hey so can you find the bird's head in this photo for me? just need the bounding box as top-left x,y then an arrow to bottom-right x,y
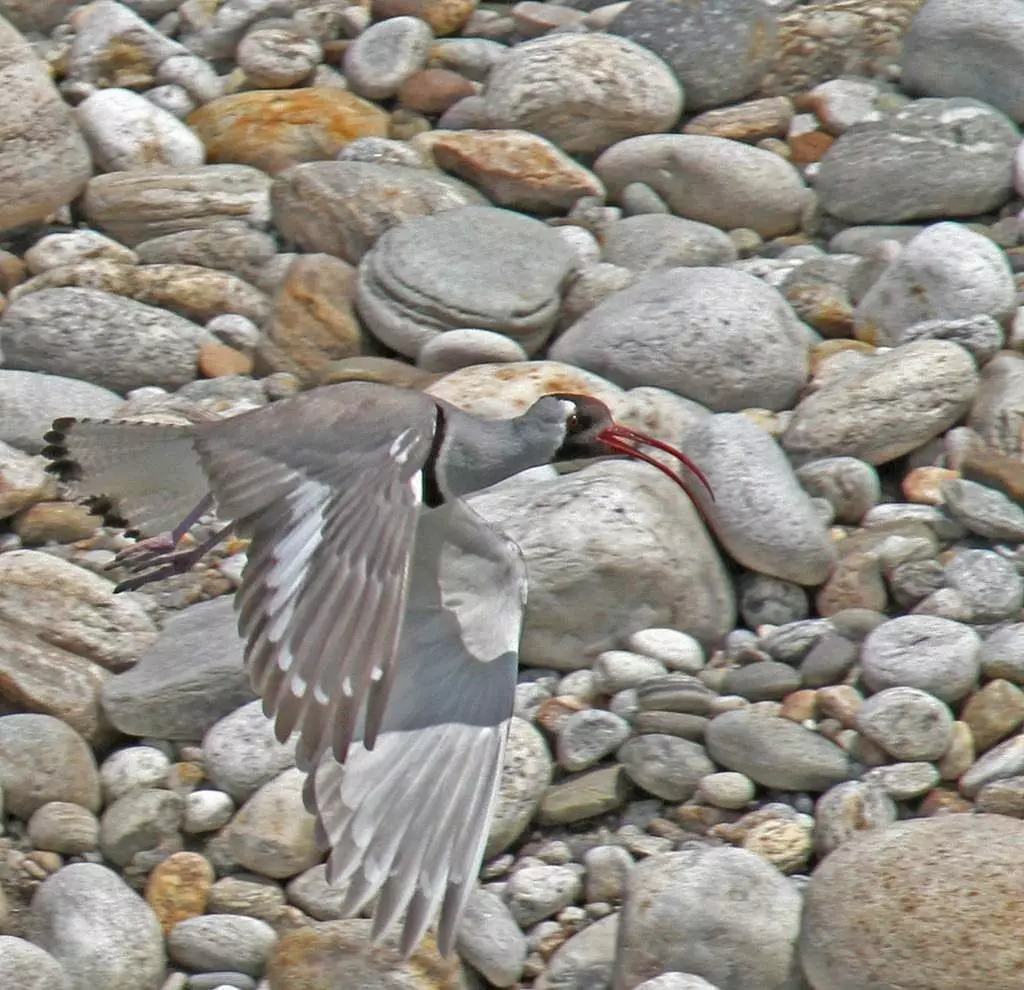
535,392 -> 714,507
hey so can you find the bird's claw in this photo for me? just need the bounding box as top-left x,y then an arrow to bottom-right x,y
112,546 -> 207,593
106,533 -> 179,572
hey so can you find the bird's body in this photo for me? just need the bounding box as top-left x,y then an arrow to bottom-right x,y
42,381 -> 710,956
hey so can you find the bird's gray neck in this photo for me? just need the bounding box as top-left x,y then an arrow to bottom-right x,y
433,405 -> 563,500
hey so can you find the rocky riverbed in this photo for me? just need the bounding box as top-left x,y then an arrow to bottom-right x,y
2,0 -> 1024,988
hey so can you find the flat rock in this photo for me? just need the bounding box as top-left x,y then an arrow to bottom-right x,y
617,734 -> 714,802
600,214 -> 738,272
550,267 -> 809,412
101,596 -> 257,740
167,914 -> 278,976
454,888 -> 526,988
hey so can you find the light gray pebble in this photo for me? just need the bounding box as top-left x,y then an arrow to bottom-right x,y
202,700 -> 296,804
99,746 -> 172,805
861,615 -> 981,702
32,863 -> 165,990
515,681 -> 552,720
960,734 -> 1024,797
632,710 -> 708,740
183,791 -> 235,834
854,686 -> 954,762
759,619 -> 832,663
626,628 -> 705,673
583,844 -> 634,904
739,573 -> 810,628
155,54 -> 223,105
236,26 -> 321,88
284,865 -> 347,921
601,214 -> 738,272
206,314 -> 260,351
0,936 -> 71,990
813,780 -> 897,855
343,16 -> 432,100
722,661 -> 802,702
941,479 -> 1024,542
557,670 -> 600,703
795,457 -> 880,524
28,802 -> 100,855
146,83 -> 197,119
898,314 -> 1004,363
620,181 -> 671,215
967,351 -> 1024,457
456,888 -> 527,988
167,916 -> 277,977
487,718 -> 553,858
862,502 -> 966,541
99,788 -> 184,867
705,709 -> 852,791
943,548 -> 1024,623
506,865 -> 582,928
617,734 -> 714,801
684,413 -> 836,584
609,688 -> 640,720
889,558 -> 947,609
533,913 -> 618,990
187,974 -> 255,990
860,762 -> 940,800
417,328 -> 528,373
634,975 -> 722,990
981,624 -> 1024,684
783,340 -> 979,466
557,709 -> 632,772
697,771 -> 756,810
593,651 -> 668,694
636,675 -> 715,715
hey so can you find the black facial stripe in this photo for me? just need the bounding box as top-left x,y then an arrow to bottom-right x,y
422,404 -> 447,508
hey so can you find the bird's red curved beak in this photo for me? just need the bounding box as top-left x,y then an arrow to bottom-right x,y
596,424 -> 714,507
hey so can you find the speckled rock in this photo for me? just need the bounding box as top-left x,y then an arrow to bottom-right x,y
485,717 -> 553,857
0,937 -> 70,990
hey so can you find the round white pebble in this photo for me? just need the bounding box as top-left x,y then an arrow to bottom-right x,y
698,771 -> 756,809
627,628 -> 706,673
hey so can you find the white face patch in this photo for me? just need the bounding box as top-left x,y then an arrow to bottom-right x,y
388,427 -> 419,465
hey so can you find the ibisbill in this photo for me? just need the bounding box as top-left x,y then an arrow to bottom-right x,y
42,380 -> 712,957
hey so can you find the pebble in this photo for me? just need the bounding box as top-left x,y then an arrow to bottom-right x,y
481,33 -> 683,154
556,709 -> 632,772
600,214 -> 738,272
224,768 -> 320,880
698,771 -> 756,810
960,678 -> 1024,753
607,0 -> 778,111
968,352 -> 1024,457
417,328 -> 527,373
617,847 -> 801,990
813,780 -> 897,856
742,817 -> 813,873
236,26 -> 321,88
980,624 -> 1024,684
898,314 -> 1005,365
536,765 -> 630,826
854,686 -> 954,762
32,863 -> 166,990
551,268 -> 810,413
100,746 -> 172,804
592,651 -> 668,694
533,913 -> 618,990
617,734 -> 714,802
943,548 -> 1024,623
705,708 -> 852,791
860,762 -> 940,801
975,776 -> 1024,817
941,478 -> 1024,542
582,844 -> 634,904
626,629 -> 705,674
505,864 -> 582,928
342,16 -> 433,101
722,660 -> 802,702
795,457 -> 880,524
686,413 -> 836,584
854,223 -> 1015,344
356,205 -> 573,358
0,937 -> 70,990
210,874 -> 286,923
738,574 -> 810,628
595,133 -> 810,237
184,790 -> 236,835
633,976 -> 722,990
636,675 -> 716,716
783,340 -> 979,466
486,717 -> 552,856
801,815 -> 1024,990
815,99 -> 1018,224
28,802 -> 100,855
101,597 -> 256,740
145,851 -> 215,934
167,915 -> 277,977
455,888 -> 527,988
99,787 -> 184,868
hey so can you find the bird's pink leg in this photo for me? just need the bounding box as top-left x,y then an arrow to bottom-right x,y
112,521 -> 235,593
109,494 -> 215,568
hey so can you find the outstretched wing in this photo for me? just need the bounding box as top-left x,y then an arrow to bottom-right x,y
192,382 -> 440,768
307,497 -> 526,956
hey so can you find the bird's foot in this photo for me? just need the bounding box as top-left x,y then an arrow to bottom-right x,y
108,532 -> 179,570
112,545 -> 210,593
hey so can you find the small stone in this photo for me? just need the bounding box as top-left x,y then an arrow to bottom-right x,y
237,27 -> 321,89
960,734 -> 1024,797
937,720 -> 975,781
592,651 -> 668,694
795,457 -> 880,524
536,766 -> 630,826
342,16 -> 433,101
617,734 -> 714,802
961,679 -> 1024,753
100,746 -> 172,804
556,709 -> 631,772
168,914 -> 277,976
742,817 -> 813,873
981,625 -> 1024,684
854,686 -> 954,762
197,341 -> 252,378
697,771 -> 756,810
455,887 -> 526,987
583,844 -> 634,904
861,762 -> 940,801
397,68 -> 477,115
184,791 -> 236,835
942,478 -> 1024,542
506,865 -> 581,928
145,851 -> 215,934
625,628 -> 705,674
975,776 -> 1024,817
99,787 -> 184,868
722,661 -> 802,702
209,874 -> 287,923
813,780 -> 897,855
27,802 -> 100,855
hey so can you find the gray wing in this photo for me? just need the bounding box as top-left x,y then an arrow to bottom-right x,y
42,417 -> 210,537
191,382 -> 439,768
306,497 -> 526,957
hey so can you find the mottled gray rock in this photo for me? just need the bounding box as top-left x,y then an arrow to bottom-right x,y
861,615 -> 980,702
0,713 -> 100,820
456,888 -> 527,988
551,268 -> 809,412
557,709 -> 632,772
342,16 -> 432,100
595,134 -> 809,238
795,457 -> 881,525
816,99 -> 1018,223
782,340 -> 979,465
417,328 -> 528,373
617,734 -> 714,801
801,815 -> 1024,990
593,651 -> 668,694
944,548 -> 1024,622
0,287 -> 205,394
183,789 -> 235,834
536,765 -> 630,826
28,802 -> 100,855
722,660 -> 802,701
583,844 -> 634,904
968,352 -> 1024,457
31,863 -> 165,990
941,479 -> 1024,542
981,624 -> 1024,684
271,159 -> 484,264
482,33 -> 683,154
601,214 -> 738,272
356,205 -> 573,358
813,781 -> 897,855
902,0 -> 1024,123
799,632 -> 860,689
683,414 -> 836,584
626,628 -> 705,674
471,461 -> 735,666
135,222 -> 278,286
99,788 -> 184,867
738,573 -> 810,629
535,913 -> 619,990
203,701 -> 296,804
854,686 -> 954,761
99,746 -> 171,804
0,937 -> 70,990
615,847 -> 801,990
167,915 -> 277,976
861,762 -> 940,801
854,224 -> 1015,343
0,17 -> 91,231
961,734 -> 1024,797
705,709 -> 852,791
486,717 -> 552,857
607,0 -> 778,111
897,315 -> 1004,364
506,864 -> 582,928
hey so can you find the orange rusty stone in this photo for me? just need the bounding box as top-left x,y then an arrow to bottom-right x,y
145,851 -> 215,934
788,128 -> 834,164
683,96 -> 795,143
902,465 -> 960,506
808,338 -> 876,375
396,68 -> 477,115
778,688 -> 817,724
188,89 -> 390,175
372,0 -> 477,36
198,340 -> 254,378
534,696 -> 587,735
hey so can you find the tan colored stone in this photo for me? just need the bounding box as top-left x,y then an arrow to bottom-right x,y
188,89 -> 390,175
683,96 -> 795,143
10,260 -> 269,324
145,851 -> 215,935
779,688 -> 817,724
396,68 -> 476,115
257,254 -> 366,384
788,127 -> 834,165
0,17 -> 92,230
424,128 -> 605,214
198,340 -> 254,378
816,685 -> 862,728
816,552 -> 887,617
534,696 -> 587,736
0,443 -> 55,519
918,787 -> 973,816
742,818 -> 813,874
937,720 -> 974,781
808,338 -> 876,375
13,501 -> 98,544
902,466 -> 960,505
961,679 -> 1024,753
959,440 -> 1024,504
318,355 -> 437,390
373,0 -> 477,36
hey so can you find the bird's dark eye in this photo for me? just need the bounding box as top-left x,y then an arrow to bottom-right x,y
566,413 -> 583,433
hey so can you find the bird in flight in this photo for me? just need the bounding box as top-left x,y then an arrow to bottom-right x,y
43,381 -> 712,957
